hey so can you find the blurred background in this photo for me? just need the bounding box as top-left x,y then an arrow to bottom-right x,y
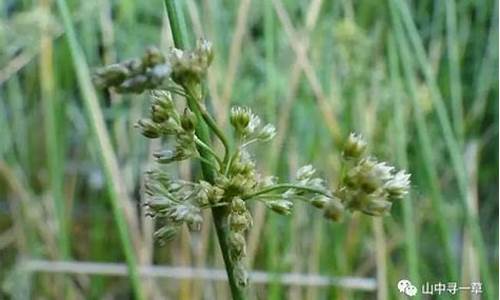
0,0 -> 498,299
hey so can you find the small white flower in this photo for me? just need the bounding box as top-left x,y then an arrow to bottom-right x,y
373,162 -> 394,181
257,124 -> 276,141
246,113 -> 261,135
384,170 -> 411,199
296,165 -> 316,181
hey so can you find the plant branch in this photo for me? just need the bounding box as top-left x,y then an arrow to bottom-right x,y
194,136 -> 223,167
183,84 -> 230,164
243,183 -> 332,200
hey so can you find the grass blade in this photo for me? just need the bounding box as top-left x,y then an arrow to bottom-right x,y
54,0 -> 145,298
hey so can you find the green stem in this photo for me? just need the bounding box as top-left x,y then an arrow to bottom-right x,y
243,183 -> 332,200
224,147 -> 240,176
183,84 -> 230,163
194,136 -> 223,167
164,1 -> 246,299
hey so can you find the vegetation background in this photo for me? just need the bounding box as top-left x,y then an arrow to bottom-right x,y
0,0 -> 498,299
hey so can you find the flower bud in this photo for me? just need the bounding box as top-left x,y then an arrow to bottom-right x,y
233,262 -> 249,287
146,196 -> 173,211
343,133 -> 367,160
151,104 -> 169,123
266,199 -> 293,215
180,108 -> 197,132
230,198 -> 247,214
230,106 -> 251,133
361,199 -> 392,216
151,90 -> 174,109
257,124 -> 276,141
310,195 -> 329,208
153,147 -> 192,164
143,46 -> 165,67
154,226 -> 179,243
260,176 -> 277,188
228,232 -> 247,260
124,58 -> 144,75
196,39 -> 214,66
93,63 -> 130,87
323,197 -> 344,222
186,214 -> 203,231
229,214 -> 250,232
296,165 -> 316,181
136,118 -> 161,138
117,75 -> 149,93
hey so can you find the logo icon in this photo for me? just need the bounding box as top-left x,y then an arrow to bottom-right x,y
398,279 -> 418,297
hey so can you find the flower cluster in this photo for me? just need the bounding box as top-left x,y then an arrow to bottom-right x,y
336,133 -> 411,217
94,40 -> 410,291
135,91 -> 198,164
144,169 -> 223,244
93,39 -> 213,93
227,198 -> 252,287
93,47 -> 170,93
230,106 -> 276,142
169,39 -> 213,85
